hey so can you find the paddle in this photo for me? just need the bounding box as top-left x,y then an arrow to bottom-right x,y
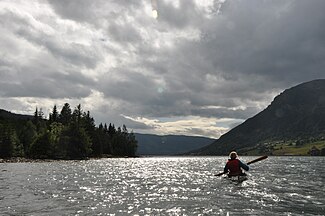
214,155 -> 268,176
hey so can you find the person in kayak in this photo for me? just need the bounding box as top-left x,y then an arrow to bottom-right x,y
224,151 -> 249,177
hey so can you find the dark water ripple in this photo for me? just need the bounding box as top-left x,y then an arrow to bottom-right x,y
0,157 -> 324,215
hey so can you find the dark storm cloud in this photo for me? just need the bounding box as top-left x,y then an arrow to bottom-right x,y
47,71 -> 96,87
157,0 -> 202,28
0,2 -> 102,69
108,23 -> 142,43
45,0 -> 98,23
99,69 -> 159,103
17,26 -> 100,69
0,75 -> 92,99
46,0 -> 143,25
198,0 -> 325,83
41,40 -> 100,69
126,0 -> 325,120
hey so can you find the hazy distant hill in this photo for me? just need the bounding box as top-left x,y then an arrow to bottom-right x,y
191,79 -> 325,155
135,133 -> 215,155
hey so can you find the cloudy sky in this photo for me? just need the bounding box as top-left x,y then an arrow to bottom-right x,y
0,0 -> 324,138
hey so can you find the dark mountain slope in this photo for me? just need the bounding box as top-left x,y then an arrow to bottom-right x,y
191,79 -> 325,155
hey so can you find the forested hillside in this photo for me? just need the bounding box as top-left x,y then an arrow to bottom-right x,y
0,104 -> 137,159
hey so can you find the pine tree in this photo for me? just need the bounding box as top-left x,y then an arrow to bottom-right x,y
49,105 -> 59,123
59,103 -> 72,125
72,104 -> 82,128
33,107 -> 46,133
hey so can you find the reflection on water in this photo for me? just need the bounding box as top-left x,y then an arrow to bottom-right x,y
0,157 -> 324,215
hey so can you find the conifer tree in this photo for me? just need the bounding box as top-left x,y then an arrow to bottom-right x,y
59,103 -> 72,125
33,107 -> 46,133
49,105 -> 59,123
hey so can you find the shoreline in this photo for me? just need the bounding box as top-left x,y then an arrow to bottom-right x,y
0,157 -> 58,163
0,155 -> 141,163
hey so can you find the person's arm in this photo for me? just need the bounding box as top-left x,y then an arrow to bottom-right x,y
239,160 -> 249,171
224,164 -> 228,173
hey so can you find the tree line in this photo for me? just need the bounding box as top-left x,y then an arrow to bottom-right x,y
0,103 -> 137,159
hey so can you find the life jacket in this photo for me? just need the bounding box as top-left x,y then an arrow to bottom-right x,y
226,159 -> 242,176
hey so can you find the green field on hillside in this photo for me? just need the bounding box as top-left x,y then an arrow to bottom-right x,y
272,140 -> 325,156
241,140 -> 325,156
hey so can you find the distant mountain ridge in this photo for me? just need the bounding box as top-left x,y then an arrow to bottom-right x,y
0,109 -> 33,120
135,133 -> 215,155
191,79 -> 325,155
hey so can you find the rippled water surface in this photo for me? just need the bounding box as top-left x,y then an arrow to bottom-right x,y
0,157 -> 324,215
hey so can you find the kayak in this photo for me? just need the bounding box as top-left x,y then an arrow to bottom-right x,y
215,156 -> 268,179
227,175 -> 248,183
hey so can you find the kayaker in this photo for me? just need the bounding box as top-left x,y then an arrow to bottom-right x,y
224,151 -> 249,177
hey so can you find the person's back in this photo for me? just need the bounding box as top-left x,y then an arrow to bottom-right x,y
224,151 -> 249,176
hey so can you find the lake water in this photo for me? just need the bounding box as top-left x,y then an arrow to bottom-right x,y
0,156 -> 324,215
